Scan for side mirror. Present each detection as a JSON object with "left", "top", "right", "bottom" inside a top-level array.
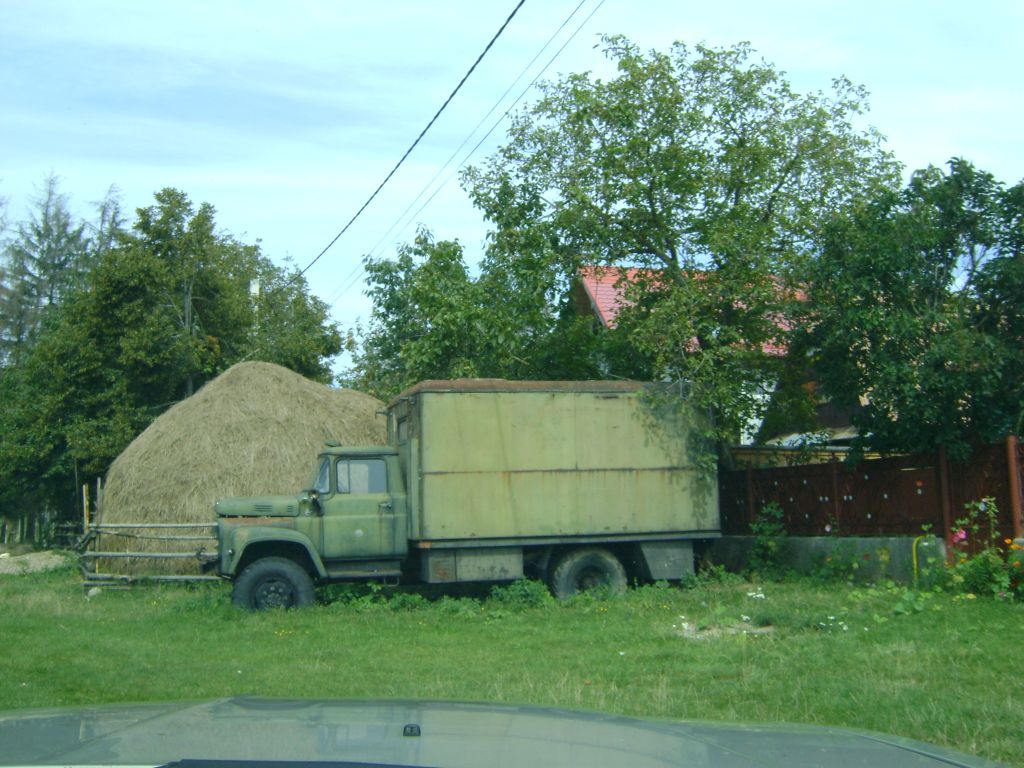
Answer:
[{"left": 302, "top": 490, "right": 323, "bottom": 514}]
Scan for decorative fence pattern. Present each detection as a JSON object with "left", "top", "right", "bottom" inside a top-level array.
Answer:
[{"left": 720, "top": 437, "right": 1024, "bottom": 551}]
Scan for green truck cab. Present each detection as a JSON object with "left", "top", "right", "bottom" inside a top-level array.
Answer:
[{"left": 215, "top": 380, "right": 720, "bottom": 610}]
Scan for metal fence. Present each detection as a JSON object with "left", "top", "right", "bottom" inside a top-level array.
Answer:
[
  {"left": 77, "top": 522, "right": 219, "bottom": 587},
  {"left": 720, "top": 436, "right": 1024, "bottom": 552}
]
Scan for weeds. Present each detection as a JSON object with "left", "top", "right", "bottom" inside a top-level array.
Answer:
[
  {"left": 748, "top": 501, "right": 787, "bottom": 577},
  {"left": 947, "top": 498, "right": 1023, "bottom": 600},
  {"left": 681, "top": 563, "right": 742, "bottom": 589},
  {"left": 488, "top": 578, "right": 553, "bottom": 608}
]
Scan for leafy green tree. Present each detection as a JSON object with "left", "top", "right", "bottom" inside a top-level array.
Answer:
[
  {"left": 0, "top": 176, "right": 89, "bottom": 361},
  {"left": 461, "top": 37, "right": 898, "bottom": 446},
  {"left": 348, "top": 231, "right": 483, "bottom": 398},
  {"left": 0, "top": 177, "right": 123, "bottom": 365},
  {"left": 0, "top": 188, "right": 341, "bottom": 531},
  {"left": 807, "top": 160, "right": 1024, "bottom": 458},
  {"left": 347, "top": 229, "right": 601, "bottom": 400},
  {"left": 248, "top": 259, "right": 344, "bottom": 382}
]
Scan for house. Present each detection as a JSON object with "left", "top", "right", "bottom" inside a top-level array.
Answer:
[{"left": 572, "top": 265, "right": 857, "bottom": 446}]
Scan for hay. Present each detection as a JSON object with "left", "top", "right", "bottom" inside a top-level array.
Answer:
[{"left": 97, "top": 362, "right": 385, "bottom": 573}]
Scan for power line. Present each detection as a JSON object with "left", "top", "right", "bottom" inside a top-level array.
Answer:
[
  {"left": 360, "top": 1, "right": 591, "bottom": 264},
  {"left": 398, "top": 0, "right": 606, "bottom": 243},
  {"left": 328, "top": 0, "right": 606, "bottom": 309},
  {"left": 298, "top": 0, "right": 527, "bottom": 278},
  {"left": 326, "top": 0, "right": 595, "bottom": 310}
]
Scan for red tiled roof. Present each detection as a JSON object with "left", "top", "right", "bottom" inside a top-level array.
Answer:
[
  {"left": 577, "top": 266, "right": 656, "bottom": 329},
  {"left": 577, "top": 265, "right": 794, "bottom": 357}
]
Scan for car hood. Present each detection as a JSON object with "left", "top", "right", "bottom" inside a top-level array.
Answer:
[{"left": 0, "top": 698, "right": 1002, "bottom": 768}]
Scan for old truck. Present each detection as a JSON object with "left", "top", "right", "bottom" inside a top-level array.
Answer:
[{"left": 213, "top": 380, "right": 720, "bottom": 609}]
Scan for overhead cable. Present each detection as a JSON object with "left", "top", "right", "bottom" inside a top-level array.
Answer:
[
  {"left": 298, "top": 0, "right": 527, "bottom": 278},
  {"left": 328, "top": 0, "right": 607, "bottom": 308},
  {"left": 360, "top": 1, "right": 591, "bottom": 262},
  {"left": 326, "top": 0, "right": 594, "bottom": 308}
]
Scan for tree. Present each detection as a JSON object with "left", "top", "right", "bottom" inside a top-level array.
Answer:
[
  {"left": 0, "top": 188, "right": 342, "bottom": 531},
  {"left": 0, "top": 177, "right": 123, "bottom": 365},
  {"left": 347, "top": 229, "right": 603, "bottom": 400},
  {"left": 807, "top": 160, "right": 1024, "bottom": 458},
  {"left": 0, "top": 176, "right": 89, "bottom": 361},
  {"left": 247, "top": 259, "right": 343, "bottom": 382},
  {"left": 461, "top": 37, "right": 899, "bottom": 446}
]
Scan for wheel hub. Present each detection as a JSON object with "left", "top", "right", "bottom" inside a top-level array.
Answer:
[{"left": 254, "top": 578, "right": 294, "bottom": 609}]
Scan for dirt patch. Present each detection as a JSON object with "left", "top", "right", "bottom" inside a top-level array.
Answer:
[
  {"left": 674, "top": 621, "right": 775, "bottom": 640},
  {"left": 0, "top": 551, "right": 69, "bottom": 575}
]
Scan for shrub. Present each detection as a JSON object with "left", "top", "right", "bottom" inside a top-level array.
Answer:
[
  {"left": 488, "top": 578, "right": 553, "bottom": 608},
  {"left": 948, "top": 498, "right": 1022, "bottom": 600},
  {"left": 749, "top": 502, "right": 787, "bottom": 577}
]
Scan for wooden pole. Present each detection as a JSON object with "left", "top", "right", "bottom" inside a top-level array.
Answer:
[
  {"left": 938, "top": 446, "right": 954, "bottom": 561},
  {"left": 1006, "top": 434, "right": 1023, "bottom": 540},
  {"left": 830, "top": 456, "right": 841, "bottom": 530},
  {"left": 745, "top": 465, "right": 756, "bottom": 532},
  {"left": 82, "top": 484, "right": 90, "bottom": 532}
]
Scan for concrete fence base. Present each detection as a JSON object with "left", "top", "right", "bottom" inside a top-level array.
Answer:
[{"left": 704, "top": 535, "right": 947, "bottom": 585}]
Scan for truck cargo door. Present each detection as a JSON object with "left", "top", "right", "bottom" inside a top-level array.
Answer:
[{"left": 320, "top": 457, "right": 404, "bottom": 559}]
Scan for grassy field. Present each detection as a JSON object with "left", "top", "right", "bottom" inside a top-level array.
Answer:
[{"left": 1, "top": 565, "right": 1021, "bottom": 766}]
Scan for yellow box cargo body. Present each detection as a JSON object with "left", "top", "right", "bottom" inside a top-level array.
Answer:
[{"left": 389, "top": 380, "right": 719, "bottom": 543}]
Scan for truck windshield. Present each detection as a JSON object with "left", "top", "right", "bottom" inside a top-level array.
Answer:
[{"left": 312, "top": 457, "right": 331, "bottom": 494}]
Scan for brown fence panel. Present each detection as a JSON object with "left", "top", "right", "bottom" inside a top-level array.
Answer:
[
  {"left": 721, "top": 454, "right": 941, "bottom": 536},
  {"left": 947, "top": 443, "right": 1016, "bottom": 549},
  {"left": 720, "top": 439, "right": 1022, "bottom": 544}
]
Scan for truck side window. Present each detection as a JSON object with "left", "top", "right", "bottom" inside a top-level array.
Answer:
[{"left": 336, "top": 459, "right": 387, "bottom": 494}]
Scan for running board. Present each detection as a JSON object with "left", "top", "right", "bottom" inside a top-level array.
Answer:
[{"left": 324, "top": 561, "right": 401, "bottom": 580}]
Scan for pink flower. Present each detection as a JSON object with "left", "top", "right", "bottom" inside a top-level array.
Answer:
[{"left": 952, "top": 529, "right": 968, "bottom": 544}]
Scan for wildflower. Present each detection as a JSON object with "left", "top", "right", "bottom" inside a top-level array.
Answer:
[
  {"left": 1005, "top": 539, "right": 1013, "bottom": 546},
  {"left": 952, "top": 529, "right": 968, "bottom": 544}
]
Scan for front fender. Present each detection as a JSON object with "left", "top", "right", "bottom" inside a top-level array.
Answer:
[{"left": 224, "top": 526, "right": 327, "bottom": 578}]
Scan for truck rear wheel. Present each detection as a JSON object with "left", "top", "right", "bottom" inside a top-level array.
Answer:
[
  {"left": 232, "top": 557, "right": 315, "bottom": 610},
  {"left": 549, "top": 547, "right": 627, "bottom": 600}
]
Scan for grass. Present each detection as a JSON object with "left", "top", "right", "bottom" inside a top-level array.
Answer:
[{"left": 1, "top": 565, "right": 1021, "bottom": 766}]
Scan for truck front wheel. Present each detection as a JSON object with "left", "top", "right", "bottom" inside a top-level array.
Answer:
[
  {"left": 549, "top": 547, "right": 627, "bottom": 600},
  {"left": 232, "top": 557, "right": 315, "bottom": 610}
]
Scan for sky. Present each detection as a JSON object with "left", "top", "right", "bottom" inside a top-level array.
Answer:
[{"left": 2, "top": 0, "right": 1022, "bottom": 364}]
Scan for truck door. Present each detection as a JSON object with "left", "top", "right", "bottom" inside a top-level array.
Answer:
[{"left": 320, "top": 457, "right": 403, "bottom": 560}]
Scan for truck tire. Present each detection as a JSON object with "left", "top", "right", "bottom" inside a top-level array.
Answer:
[
  {"left": 549, "top": 547, "right": 627, "bottom": 600},
  {"left": 232, "top": 557, "right": 315, "bottom": 610}
]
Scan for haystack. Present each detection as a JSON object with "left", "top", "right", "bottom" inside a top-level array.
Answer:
[{"left": 97, "top": 362, "right": 385, "bottom": 573}]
